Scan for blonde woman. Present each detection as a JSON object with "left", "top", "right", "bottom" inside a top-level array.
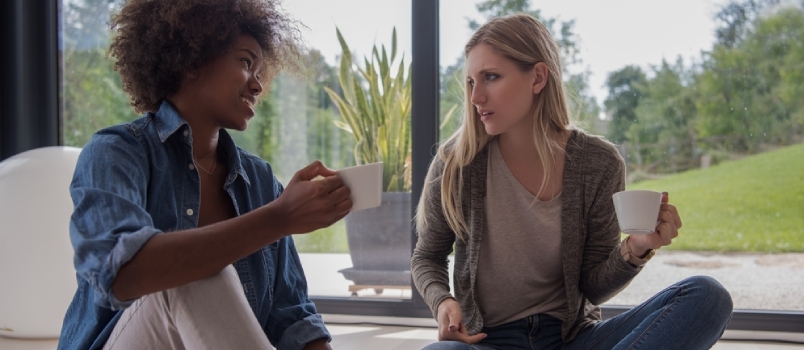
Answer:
[{"left": 412, "top": 14, "right": 732, "bottom": 350}]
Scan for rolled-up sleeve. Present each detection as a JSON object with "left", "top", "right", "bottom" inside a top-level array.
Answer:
[
  {"left": 69, "top": 132, "right": 162, "bottom": 310},
  {"left": 266, "top": 237, "right": 331, "bottom": 350}
]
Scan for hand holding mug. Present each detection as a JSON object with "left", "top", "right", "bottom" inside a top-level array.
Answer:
[{"left": 614, "top": 191, "right": 682, "bottom": 254}]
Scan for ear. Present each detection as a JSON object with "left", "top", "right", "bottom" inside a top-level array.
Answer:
[{"left": 531, "top": 62, "right": 548, "bottom": 95}]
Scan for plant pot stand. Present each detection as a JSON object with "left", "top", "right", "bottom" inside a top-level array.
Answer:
[{"left": 338, "top": 267, "right": 411, "bottom": 296}]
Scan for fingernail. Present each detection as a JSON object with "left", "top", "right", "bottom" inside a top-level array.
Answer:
[{"left": 448, "top": 325, "right": 456, "bottom": 331}]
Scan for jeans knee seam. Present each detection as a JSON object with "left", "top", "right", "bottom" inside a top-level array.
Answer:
[
  {"left": 581, "top": 285, "right": 682, "bottom": 350},
  {"left": 625, "top": 283, "right": 688, "bottom": 350}
]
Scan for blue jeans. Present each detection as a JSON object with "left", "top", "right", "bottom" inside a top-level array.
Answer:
[{"left": 423, "top": 276, "right": 733, "bottom": 350}]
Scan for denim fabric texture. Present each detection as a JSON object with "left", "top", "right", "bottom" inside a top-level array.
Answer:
[
  {"left": 57, "top": 101, "right": 330, "bottom": 350},
  {"left": 422, "top": 276, "right": 733, "bottom": 350}
]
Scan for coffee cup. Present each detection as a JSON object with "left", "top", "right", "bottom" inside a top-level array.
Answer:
[
  {"left": 612, "top": 190, "right": 662, "bottom": 234},
  {"left": 336, "top": 162, "right": 383, "bottom": 212}
]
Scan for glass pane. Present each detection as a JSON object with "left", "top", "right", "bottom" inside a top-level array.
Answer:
[
  {"left": 279, "top": 0, "right": 412, "bottom": 299},
  {"left": 62, "top": 0, "right": 134, "bottom": 147},
  {"left": 439, "top": 0, "right": 803, "bottom": 312},
  {"left": 62, "top": 0, "right": 413, "bottom": 300}
]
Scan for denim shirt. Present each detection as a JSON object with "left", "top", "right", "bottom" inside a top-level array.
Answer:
[{"left": 58, "top": 101, "right": 330, "bottom": 350}]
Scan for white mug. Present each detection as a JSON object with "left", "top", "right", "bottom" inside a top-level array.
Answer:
[
  {"left": 336, "top": 162, "right": 383, "bottom": 212},
  {"left": 612, "top": 190, "right": 662, "bottom": 234}
]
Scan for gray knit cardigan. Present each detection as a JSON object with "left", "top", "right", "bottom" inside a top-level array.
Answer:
[{"left": 412, "top": 129, "right": 643, "bottom": 342}]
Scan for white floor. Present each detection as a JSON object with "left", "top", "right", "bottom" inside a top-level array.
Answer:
[
  {"left": 3, "top": 252, "right": 802, "bottom": 349},
  {"left": 1, "top": 324, "right": 803, "bottom": 349}
]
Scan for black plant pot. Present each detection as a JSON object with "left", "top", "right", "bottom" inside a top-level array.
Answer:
[{"left": 339, "top": 192, "right": 411, "bottom": 287}]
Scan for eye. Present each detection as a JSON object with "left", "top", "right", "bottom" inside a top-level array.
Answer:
[
  {"left": 241, "top": 58, "right": 253, "bottom": 69},
  {"left": 486, "top": 73, "right": 499, "bottom": 81},
  {"left": 467, "top": 79, "right": 475, "bottom": 88}
]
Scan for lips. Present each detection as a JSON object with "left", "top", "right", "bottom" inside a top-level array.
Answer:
[
  {"left": 240, "top": 95, "right": 256, "bottom": 108},
  {"left": 478, "top": 109, "right": 494, "bottom": 121}
]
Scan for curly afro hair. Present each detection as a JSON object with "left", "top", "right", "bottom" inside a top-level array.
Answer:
[{"left": 108, "top": 0, "right": 304, "bottom": 113}]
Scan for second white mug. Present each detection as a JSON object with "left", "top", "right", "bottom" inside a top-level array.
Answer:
[{"left": 612, "top": 190, "right": 662, "bottom": 234}]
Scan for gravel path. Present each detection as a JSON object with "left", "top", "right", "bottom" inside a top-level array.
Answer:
[{"left": 605, "top": 251, "right": 804, "bottom": 310}]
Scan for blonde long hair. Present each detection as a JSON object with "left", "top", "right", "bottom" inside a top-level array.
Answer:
[{"left": 415, "top": 13, "right": 572, "bottom": 240}]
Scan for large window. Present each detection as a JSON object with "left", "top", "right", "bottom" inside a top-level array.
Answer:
[
  {"left": 439, "top": 0, "right": 804, "bottom": 315},
  {"left": 43, "top": 0, "right": 803, "bottom": 336}
]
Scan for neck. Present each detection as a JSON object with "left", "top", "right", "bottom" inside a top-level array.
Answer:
[
  {"left": 497, "top": 127, "right": 569, "bottom": 165},
  {"left": 167, "top": 96, "right": 221, "bottom": 163}
]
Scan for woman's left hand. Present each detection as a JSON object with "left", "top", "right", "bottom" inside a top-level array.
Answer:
[{"left": 628, "top": 192, "right": 682, "bottom": 254}]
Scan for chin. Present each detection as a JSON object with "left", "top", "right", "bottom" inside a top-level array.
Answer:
[
  {"left": 224, "top": 116, "right": 251, "bottom": 132},
  {"left": 483, "top": 125, "right": 502, "bottom": 136},
  {"left": 233, "top": 119, "right": 250, "bottom": 131}
]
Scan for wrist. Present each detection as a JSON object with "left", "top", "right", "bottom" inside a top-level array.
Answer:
[
  {"left": 627, "top": 237, "right": 650, "bottom": 258},
  {"left": 259, "top": 201, "right": 291, "bottom": 237},
  {"left": 437, "top": 297, "right": 456, "bottom": 312},
  {"left": 621, "top": 236, "right": 655, "bottom": 267}
]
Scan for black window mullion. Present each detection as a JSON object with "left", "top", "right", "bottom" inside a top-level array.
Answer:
[{"left": 409, "top": 0, "right": 440, "bottom": 311}]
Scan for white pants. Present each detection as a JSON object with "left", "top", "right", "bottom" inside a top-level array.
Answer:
[{"left": 103, "top": 265, "right": 274, "bottom": 350}]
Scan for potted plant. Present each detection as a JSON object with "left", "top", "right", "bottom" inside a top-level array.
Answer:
[{"left": 324, "top": 27, "right": 412, "bottom": 294}]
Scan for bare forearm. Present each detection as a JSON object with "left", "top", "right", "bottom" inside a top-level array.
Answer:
[{"left": 111, "top": 203, "right": 287, "bottom": 301}]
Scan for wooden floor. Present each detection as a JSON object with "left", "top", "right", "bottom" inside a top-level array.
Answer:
[{"left": 2, "top": 324, "right": 802, "bottom": 349}]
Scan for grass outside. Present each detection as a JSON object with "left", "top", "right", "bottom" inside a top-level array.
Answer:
[
  {"left": 628, "top": 143, "right": 804, "bottom": 252},
  {"left": 293, "top": 220, "right": 349, "bottom": 253},
  {"left": 295, "top": 143, "right": 804, "bottom": 253}
]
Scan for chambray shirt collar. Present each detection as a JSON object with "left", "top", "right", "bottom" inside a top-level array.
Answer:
[{"left": 152, "top": 100, "right": 251, "bottom": 187}]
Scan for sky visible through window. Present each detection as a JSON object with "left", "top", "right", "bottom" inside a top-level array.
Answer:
[{"left": 286, "top": 0, "right": 731, "bottom": 109}]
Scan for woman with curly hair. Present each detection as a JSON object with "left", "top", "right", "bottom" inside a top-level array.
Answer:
[{"left": 57, "top": 1, "right": 348, "bottom": 349}]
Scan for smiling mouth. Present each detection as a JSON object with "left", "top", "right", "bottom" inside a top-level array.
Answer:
[{"left": 241, "top": 96, "right": 256, "bottom": 108}]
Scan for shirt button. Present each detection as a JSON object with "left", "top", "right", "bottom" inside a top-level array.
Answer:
[
  {"left": 189, "top": 163, "right": 195, "bottom": 170},
  {"left": 186, "top": 209, "right": 194, "bottom": 216},
  {"left": 183, "top": 130, "right": 189, "bottom": 137}
]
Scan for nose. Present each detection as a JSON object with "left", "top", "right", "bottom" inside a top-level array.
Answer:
[
  {"left": 250, "top": 74, "right": 263, "bottom": 96},
  {"left": 470, "top": 84, "right": 485, "bottom": 107}
]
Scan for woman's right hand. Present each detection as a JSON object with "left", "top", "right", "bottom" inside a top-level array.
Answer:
[
  {"left": 272, "top": 160, "right": 352, "bottom": 235},
  {"left": 436, "top": 298, "right": 487, "bottom": 344}
]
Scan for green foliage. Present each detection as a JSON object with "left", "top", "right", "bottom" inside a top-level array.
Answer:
[
  {"left": 628, "top": 143, "right": 804, "bottom": 252},
  {"left": 604, "top": 65, "right": 648, "bottom": 144},
  {"left": 439, "top": 58, "right": 466, "bottom": 141},
  {"left": 62, "top": 0, "right": 134, "bottom": 147},
  {"left": 714, "top": 0, "right": 779, "bottom": 48},
  {"left": 565, "top": 70, "right": 603, "bottom": 135},
  {"left": 63, "top": 48, "right": 137, "bottom": 147},
  {"left": 695, "top": 6, "right": 804, "bottom": 152},
  {"left": 293, "top": 221, "right": 349, "bottom": 253},
  {"left": 324, "top": 28, "right": 412, "bottom": 192},
  {"left": 626, "top": 58, "right": 698, "bottom": 173}
]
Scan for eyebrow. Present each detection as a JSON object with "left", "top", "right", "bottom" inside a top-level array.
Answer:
[
  {"left": 467, "top": 68, "right": 497, "bottom": 78},
  {"left": 239, "top": 48, "right": 259, "bottom": 61}
]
